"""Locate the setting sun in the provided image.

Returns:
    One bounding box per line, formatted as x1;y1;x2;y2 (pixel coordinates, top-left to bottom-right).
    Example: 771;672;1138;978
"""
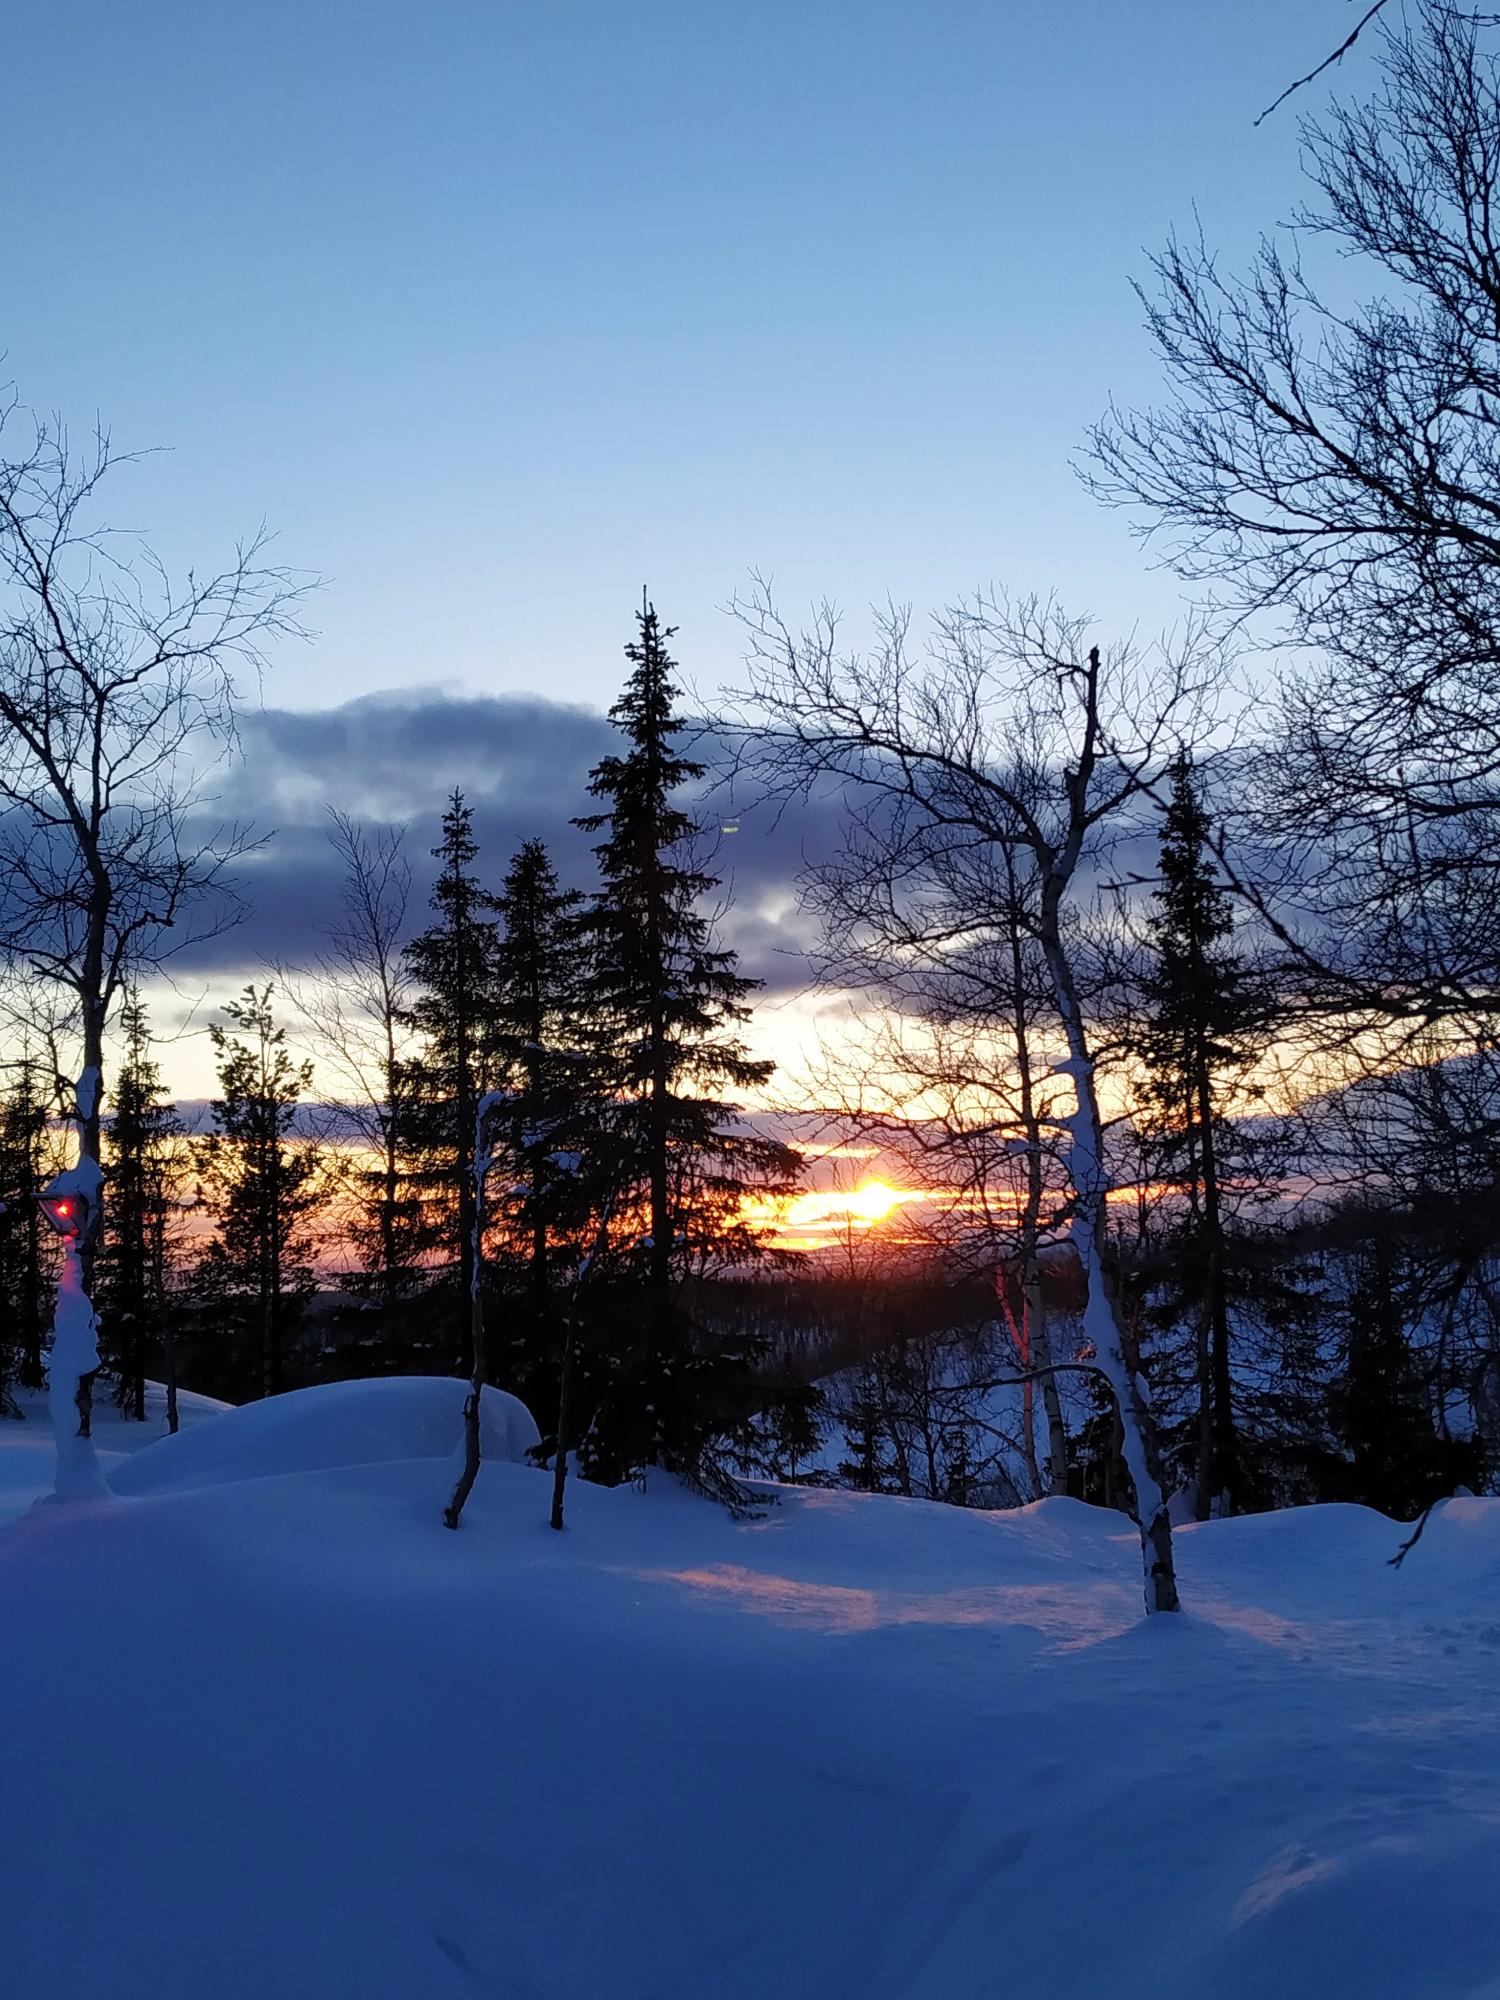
840;1179;906;1225
740;1176;930;1252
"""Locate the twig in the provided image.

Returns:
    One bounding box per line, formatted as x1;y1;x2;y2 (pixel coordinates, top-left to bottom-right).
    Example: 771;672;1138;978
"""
1255;0;1391;125
1388;1496;1441;1569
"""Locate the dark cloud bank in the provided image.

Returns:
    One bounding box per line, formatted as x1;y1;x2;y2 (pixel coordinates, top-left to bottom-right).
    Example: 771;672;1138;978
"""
183;688;835;997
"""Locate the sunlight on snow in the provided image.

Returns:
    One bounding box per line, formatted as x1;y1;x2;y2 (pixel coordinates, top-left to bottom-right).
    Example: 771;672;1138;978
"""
617;1562;1141;1646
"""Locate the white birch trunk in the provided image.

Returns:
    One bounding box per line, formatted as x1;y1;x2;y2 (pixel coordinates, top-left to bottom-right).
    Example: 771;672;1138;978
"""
48;1069;107;1502
1053;1044;1180;1613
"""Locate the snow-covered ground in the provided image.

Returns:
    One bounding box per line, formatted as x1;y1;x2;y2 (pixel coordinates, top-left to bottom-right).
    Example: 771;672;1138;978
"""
3;1382;1499;2000
0;1378;231;1519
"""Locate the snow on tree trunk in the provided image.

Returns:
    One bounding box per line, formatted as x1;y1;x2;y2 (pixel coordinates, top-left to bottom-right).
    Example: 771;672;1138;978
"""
45;1068;107;1501
1055;1049;1180;1614
72;1062;103;1443
49;1240;106;1501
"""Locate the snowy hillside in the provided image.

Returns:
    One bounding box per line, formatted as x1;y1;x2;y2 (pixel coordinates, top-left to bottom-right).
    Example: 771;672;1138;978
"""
3;1385;1499;2000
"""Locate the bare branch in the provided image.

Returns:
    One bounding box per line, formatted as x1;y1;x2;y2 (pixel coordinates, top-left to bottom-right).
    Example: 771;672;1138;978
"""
1256;1;1393;126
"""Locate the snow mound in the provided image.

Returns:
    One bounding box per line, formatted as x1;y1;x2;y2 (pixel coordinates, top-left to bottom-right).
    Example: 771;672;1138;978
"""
106;1376;540;1496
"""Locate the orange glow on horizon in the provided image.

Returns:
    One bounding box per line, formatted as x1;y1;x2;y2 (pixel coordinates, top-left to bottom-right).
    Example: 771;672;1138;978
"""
828;1179;910;1225
741;1170;1189;1255
742;1177;929;1250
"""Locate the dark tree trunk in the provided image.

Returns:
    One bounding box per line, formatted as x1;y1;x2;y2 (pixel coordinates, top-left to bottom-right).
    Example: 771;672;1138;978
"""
550;1319;576;1532
1195;1054;1237;1512
73;975;107;1441
455;1015;475;1378
444;1133;488;1530
20;1170;43;1390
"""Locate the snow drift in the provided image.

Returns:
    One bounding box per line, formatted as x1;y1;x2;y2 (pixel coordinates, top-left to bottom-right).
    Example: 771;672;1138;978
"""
106;1375;541;1496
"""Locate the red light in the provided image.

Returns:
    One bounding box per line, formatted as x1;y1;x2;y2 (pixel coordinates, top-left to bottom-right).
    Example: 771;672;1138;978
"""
37;1193;84;1239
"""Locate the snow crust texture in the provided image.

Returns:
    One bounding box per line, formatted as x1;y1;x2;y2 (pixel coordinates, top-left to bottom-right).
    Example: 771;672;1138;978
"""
2;1392;1498;1999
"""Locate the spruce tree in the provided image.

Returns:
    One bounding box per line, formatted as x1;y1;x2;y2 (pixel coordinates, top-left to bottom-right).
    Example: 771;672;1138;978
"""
838;1371;892;1493
942;1425;974;1508
0;1050;54;1401
491;839;595;1404
98;996;185;1419
197;985;321;1399
400;792;503;1372
1140;754;1254;1514
1332;1245;1483;1517
576;598;801;1495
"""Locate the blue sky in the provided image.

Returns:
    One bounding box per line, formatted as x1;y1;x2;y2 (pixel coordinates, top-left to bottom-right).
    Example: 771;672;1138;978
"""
5;1;1377;715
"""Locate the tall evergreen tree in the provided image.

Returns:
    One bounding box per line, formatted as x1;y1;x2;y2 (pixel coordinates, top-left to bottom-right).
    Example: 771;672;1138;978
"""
197;985;321;1399
1332;1243;1484;1517
490;839;596;1401
98;996;185;1418
400;792;503;1371
1140;754;1255;1514
576;598;801;1494
0;1050;53;1410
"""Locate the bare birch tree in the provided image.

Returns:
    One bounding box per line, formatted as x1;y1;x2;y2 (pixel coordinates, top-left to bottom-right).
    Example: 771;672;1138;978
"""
1090;5;1500;1057
0;393;305;1441
283;811;420;1310
734;586;1225;1612
786;906;1074;1497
